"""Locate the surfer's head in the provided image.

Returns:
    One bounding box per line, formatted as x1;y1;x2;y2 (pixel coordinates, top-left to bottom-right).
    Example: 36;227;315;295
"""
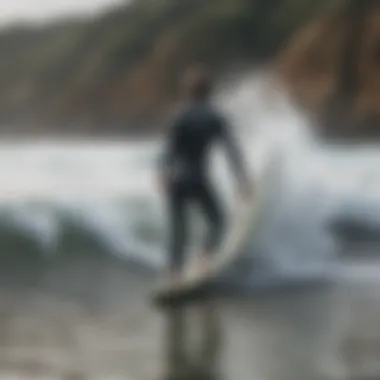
182;65;212;101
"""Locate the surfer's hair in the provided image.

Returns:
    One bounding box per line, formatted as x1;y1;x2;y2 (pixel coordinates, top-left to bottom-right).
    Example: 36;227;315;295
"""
183;65;212;100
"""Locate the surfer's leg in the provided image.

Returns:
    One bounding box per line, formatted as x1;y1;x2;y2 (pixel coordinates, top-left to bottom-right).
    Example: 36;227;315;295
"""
197;182;224;256
168;182;188;274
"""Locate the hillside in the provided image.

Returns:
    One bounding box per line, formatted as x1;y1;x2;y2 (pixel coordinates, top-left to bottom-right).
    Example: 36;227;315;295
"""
278;0;380;140
0;0;335;135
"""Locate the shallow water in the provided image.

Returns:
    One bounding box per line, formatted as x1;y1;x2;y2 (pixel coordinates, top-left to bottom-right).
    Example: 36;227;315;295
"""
1;249;379;380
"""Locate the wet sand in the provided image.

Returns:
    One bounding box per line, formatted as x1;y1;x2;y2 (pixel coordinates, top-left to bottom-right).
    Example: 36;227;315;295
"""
0;250;377;380
0;251;162;379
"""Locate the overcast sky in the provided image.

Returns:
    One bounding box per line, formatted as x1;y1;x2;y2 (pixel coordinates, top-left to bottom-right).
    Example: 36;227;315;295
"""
0;0;127;26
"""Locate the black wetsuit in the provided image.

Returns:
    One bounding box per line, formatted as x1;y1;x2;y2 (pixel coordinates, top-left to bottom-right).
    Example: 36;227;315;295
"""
161;100;247;271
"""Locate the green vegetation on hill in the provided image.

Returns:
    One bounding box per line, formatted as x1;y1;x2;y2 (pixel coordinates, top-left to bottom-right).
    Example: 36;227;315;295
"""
0;0;336;134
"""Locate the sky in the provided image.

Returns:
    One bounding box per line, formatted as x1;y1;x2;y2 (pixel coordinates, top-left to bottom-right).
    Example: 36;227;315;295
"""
0;0;127;26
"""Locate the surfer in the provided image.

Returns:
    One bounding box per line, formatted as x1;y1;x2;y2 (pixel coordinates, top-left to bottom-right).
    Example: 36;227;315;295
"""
159;65;251;286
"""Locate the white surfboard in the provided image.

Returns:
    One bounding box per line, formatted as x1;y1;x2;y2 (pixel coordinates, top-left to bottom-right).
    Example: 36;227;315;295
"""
152;150;282;306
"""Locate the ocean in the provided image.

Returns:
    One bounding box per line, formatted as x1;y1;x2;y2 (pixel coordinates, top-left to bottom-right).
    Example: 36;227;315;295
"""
0;73;379;378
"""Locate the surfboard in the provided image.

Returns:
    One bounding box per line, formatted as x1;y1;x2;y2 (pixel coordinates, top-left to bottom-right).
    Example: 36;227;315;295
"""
152;150;282;307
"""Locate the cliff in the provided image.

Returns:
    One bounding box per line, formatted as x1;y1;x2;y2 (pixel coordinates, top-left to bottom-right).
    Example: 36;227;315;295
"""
0;0;333;135
278;0;380;140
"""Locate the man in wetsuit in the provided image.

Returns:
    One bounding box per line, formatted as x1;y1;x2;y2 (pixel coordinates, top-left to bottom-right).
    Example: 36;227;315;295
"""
159;66;251;285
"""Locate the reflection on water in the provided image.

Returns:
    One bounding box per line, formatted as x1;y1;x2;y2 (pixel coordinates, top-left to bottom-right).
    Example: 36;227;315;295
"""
3;247;380;379
0;248;355;380
158;283;347;380
221;287;344;380
163;302;222;380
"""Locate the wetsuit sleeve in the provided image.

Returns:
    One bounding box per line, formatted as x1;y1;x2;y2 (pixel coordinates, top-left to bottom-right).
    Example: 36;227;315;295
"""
218;117;248;185
159;114;180;176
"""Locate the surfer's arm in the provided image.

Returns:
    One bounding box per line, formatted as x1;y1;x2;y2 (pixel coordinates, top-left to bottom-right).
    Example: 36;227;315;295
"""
219;118;252;198
159;134;174;177
219;120;247;182
158;113;181;181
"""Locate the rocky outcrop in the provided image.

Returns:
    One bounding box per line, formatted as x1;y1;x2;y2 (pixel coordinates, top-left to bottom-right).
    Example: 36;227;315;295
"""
278;1;380;140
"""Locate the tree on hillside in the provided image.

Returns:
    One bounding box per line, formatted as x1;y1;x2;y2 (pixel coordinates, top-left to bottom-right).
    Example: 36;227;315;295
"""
323;0;376;139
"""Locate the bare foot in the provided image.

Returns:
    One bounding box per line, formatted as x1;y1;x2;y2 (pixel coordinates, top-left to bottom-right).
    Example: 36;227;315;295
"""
160;271;183;290
191;254;212;279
